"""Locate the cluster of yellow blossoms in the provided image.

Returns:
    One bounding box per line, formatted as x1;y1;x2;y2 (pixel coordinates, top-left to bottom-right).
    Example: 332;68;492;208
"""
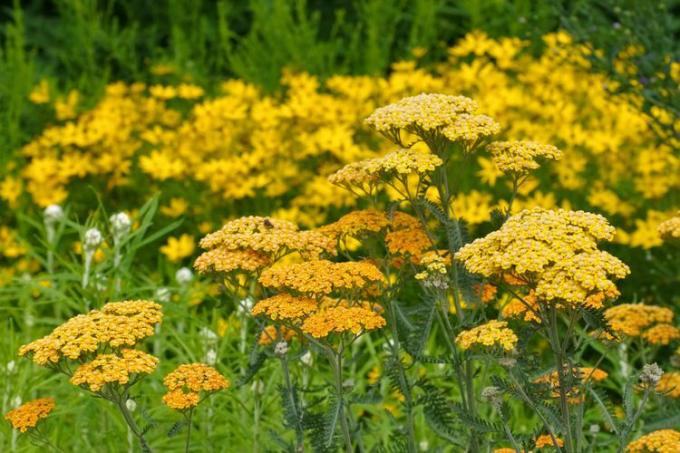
626;429;680;452
455;320;518;352
70;349;159;392
456;208;630;306
604;304;679;345
535;367;608;403
658;213;680;241
656;372;680;399
487;141;563;176
19;300;162;365
4;398;55;432
162;363;230;411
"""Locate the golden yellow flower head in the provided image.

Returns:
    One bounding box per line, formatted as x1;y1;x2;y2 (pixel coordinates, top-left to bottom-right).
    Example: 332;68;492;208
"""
198;216;335;260
19;300;162;365
162;363;229;411
641;324;680;346
251;293;318;322
488;140;562;175
194;248;271;275
328;148;442;192
258;325;296;346
604;304;674;337
535;366;608;403
259;259;385;297
656;372;680;399
456;208;629;306
365;93;478;143
441;114;501;149
535;434;564;449
4;398;55;433
658;212;680;241
300;305;386;338
502;291;541;323
455;320;518;352
70;349;159;392
385;212;431;263
626;429;680;452
318;209;390;241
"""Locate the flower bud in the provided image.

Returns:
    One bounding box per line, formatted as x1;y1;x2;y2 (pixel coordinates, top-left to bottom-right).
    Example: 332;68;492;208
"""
274;341;289;356
175;267;193;285
155;287;171;303
110;212;131;239
640;363;663;387
205;349;217;366
84;228;103;252
300;351;313;366
44;204;64;225
125;399;137;412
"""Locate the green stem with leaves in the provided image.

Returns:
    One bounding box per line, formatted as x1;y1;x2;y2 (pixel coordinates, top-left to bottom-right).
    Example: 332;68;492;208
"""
280;354;305;452
324;346;353;453
115;396;152;453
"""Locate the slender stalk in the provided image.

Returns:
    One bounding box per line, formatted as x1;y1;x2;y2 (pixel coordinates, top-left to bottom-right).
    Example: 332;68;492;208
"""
324;347;352;453
184;408;194;453
280;355;305;452
116;398;152;453
386;301;417;453
548;306;575;453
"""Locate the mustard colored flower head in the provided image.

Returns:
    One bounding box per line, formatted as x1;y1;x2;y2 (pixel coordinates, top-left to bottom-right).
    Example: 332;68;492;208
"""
488;140;562;175
194;248;271;275
502;291;541;323
162;363;229;411
251;293;318;322
626;429;680;452
300;305;386;338
328;148;442;193
259;259;386;297
455;208;629;307
604;304;674;337
70;349;159;392
5;398;55;432
441;114;501;150
258;325;296;346
658;213;680;241
318;209;390;241
160;234;195;262
535;434;564;449
641;324;680;346
198;216;335;261
19;300;162;365
365;93;478;144
455;320;518;352
656;372;680;398
385;212;431;263
535;366;608;403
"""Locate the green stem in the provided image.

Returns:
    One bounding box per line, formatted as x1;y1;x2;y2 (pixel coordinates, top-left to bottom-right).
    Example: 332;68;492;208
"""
280;355;305;452
386;301;417;453
325;346;353;453
185;408;193;453
548;306;575;453
116;398;152;453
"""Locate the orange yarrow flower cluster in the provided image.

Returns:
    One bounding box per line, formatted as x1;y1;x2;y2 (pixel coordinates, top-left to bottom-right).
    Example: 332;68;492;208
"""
162;363;229;411
5;398;55;432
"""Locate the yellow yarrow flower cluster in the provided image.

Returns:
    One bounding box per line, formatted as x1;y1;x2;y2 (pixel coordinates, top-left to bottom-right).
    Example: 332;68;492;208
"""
258;325;296;346
641;324;680;346
301;305;386;339
4;398;55;433
535;434;564;449
626;429;680;453
441;114;501;150
604;304;674;338
456;208;629;306
658;212;680;241
318;209;391;241
384;212;431;263
70;349;159;392
455;320;518;352
259;259;385;297
251;294;319;321
19;300;162;365
656;372;680;398
535;367;608;403
162;363;229;411
488;141;563;175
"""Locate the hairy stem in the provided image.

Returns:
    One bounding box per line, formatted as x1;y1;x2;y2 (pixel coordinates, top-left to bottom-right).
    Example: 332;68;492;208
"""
280;355;305;452
325;347;353;453
116;398;152;453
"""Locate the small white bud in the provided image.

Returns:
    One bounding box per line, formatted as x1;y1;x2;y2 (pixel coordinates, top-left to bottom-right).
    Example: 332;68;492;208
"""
205;349;217;366
84;228;103;252
11;395;22;408
125;399;137;412
175;267;193;285
589;424;600;434
419;440;429;451
274;341;289;356
44;204;64;225
155;287;171;303
300;351;313;366
238;297;254;315
6;360;16;374
640;363;663;387
251;380;265;395
110;212;131;238
199;327;219;344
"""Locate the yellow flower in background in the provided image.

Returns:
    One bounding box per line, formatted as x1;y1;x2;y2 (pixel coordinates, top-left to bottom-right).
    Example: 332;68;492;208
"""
0;177;22;207
54;90;80;120
4;398;55;432
29;79;50;104
160;234;195;262
476;156;503;186
160;197;189;217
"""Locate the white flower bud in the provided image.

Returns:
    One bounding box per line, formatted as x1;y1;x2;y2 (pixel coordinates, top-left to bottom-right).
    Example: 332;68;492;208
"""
84;228;103;252
155;287;171;303
238;297;254;315
44;204;64;225
300;351;313;366
110;212;131;238
205;349;217;366
11;395;22;408
419;440;429;451
640;363;663;387
251;380;265;395
199;327;218;344
6;360;16;374
125;399;137;412
274;341;289;356
589;424;600;434
175;267;193;285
